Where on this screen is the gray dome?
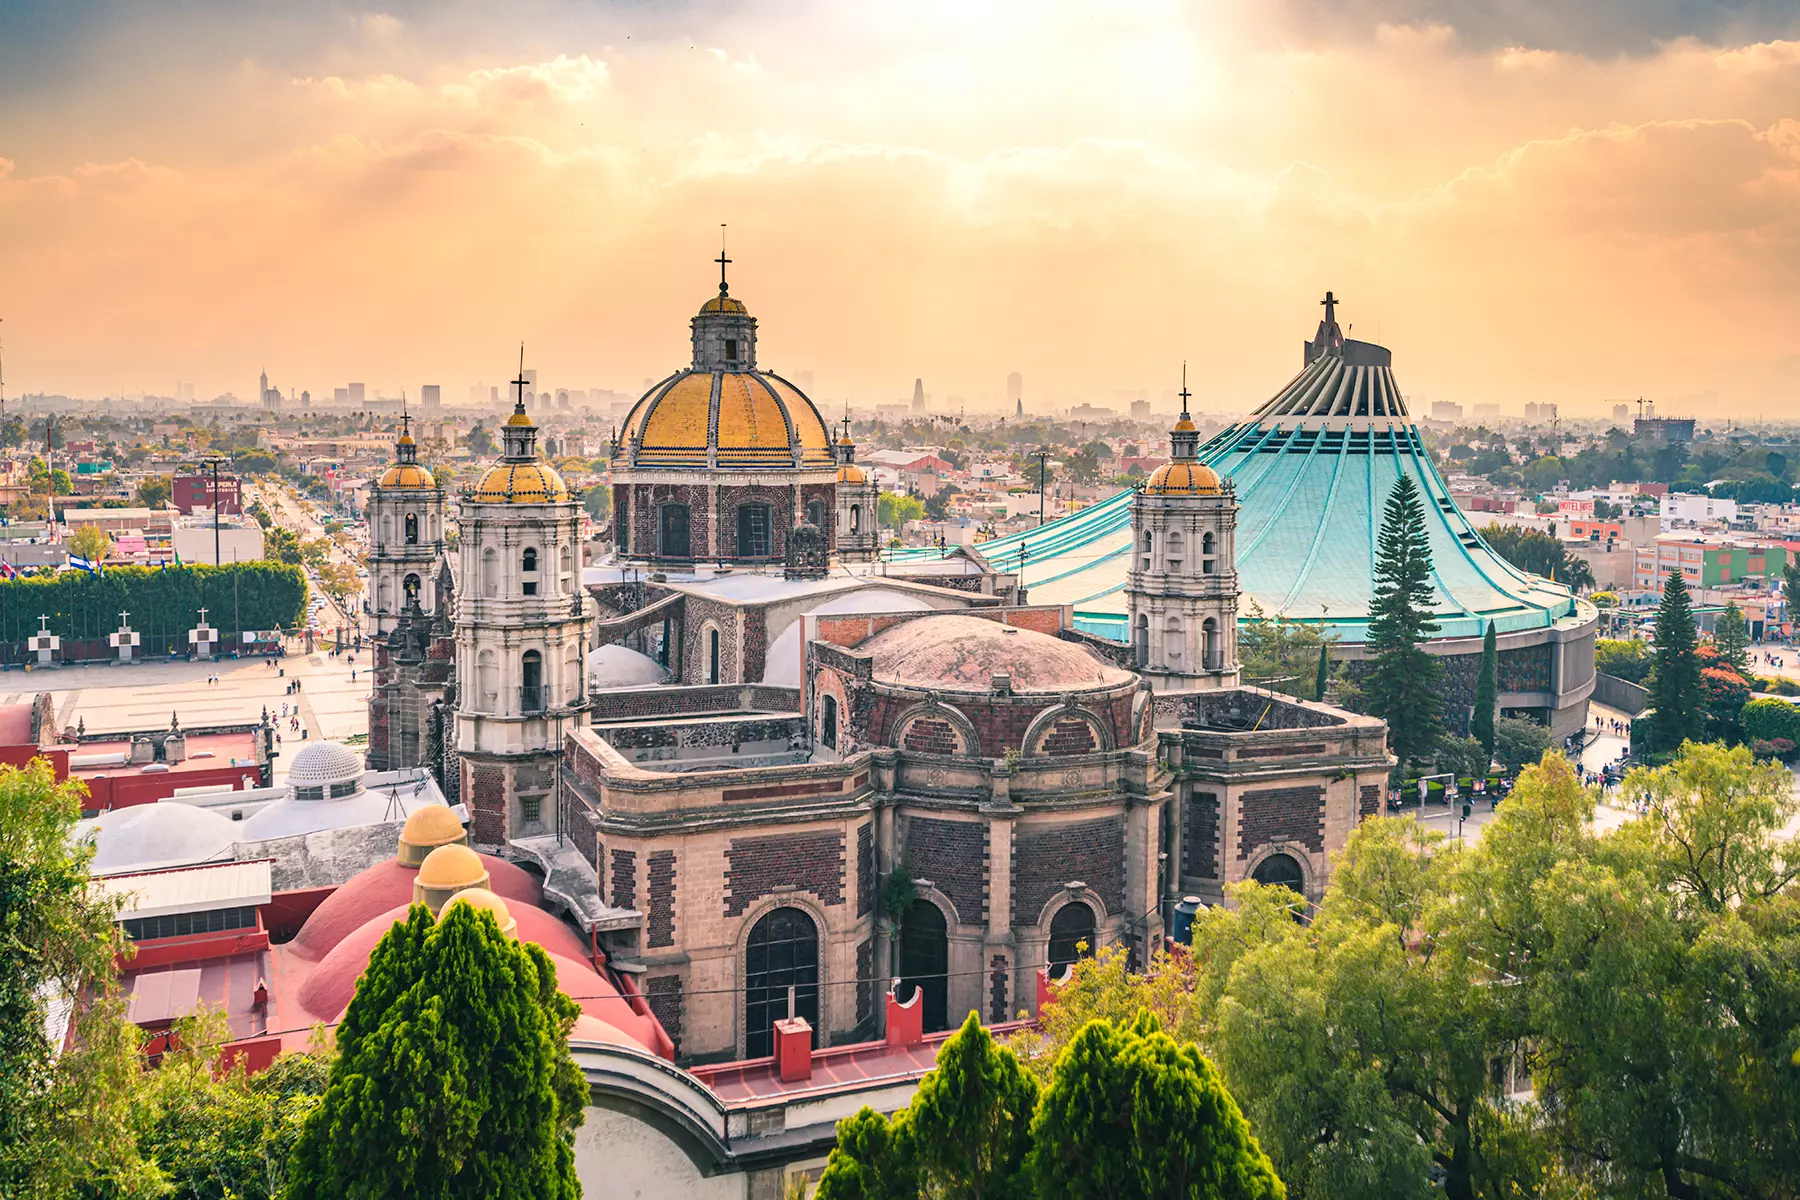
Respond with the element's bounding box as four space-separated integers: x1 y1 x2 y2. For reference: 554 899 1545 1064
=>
286 741 365 798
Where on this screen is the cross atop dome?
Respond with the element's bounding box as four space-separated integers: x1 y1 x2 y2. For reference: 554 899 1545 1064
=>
1169 362 1200 462
716 223 731 298
1312 289 1346 359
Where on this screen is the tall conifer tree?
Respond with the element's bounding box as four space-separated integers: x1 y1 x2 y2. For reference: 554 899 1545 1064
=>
1471 621 1498 764
1314 642 1331 703
1364 475 1445 767
1649 570 1704 752
1712 601 1749 676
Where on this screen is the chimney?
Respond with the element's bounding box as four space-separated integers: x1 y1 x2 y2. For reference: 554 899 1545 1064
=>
164 733 187 764
129 736 155 765
885 979 924 1048
773 1017 813 1083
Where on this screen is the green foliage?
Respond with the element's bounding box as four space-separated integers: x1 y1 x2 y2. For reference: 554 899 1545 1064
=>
1470 621 1497 760
581 486 612 522
232 448 279 474
1492 715 1550 774
1649 571 1704 752
1031 1012 1283 1200
816 1107 918 1200
1477 522 1591 588
0 760 154 1196
286 902 587 1200
1741 696 1800 744
1313 641 1329 703
464 422 495 456
1712 600 1750 675
1435 735 1489 782
1594 637 1652 684
262 526 303 565
51 468 73 495
69 524 111 563
1239 602 1336 699
0 563 307 639
879 491 926 529
1363 476 1444 766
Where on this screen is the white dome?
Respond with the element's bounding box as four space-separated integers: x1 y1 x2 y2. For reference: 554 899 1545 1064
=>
83 802 238 875
588 644 670 691
760 587 937 686
286 741 365 794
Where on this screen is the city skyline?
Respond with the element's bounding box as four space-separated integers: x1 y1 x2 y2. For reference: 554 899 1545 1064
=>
2 1 1798 413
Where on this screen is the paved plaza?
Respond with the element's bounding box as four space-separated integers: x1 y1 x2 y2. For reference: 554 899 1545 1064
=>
0 647 372 781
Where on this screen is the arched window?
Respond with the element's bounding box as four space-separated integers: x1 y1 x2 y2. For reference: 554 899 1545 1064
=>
1140 530 1152 570
404 513 418 545
745 907 818 1058
559 545 574 594
1202 530 1216 575
1049 901 1096 969
1203 618 1221 671
1134 614 1149 668
1166 530 1184 572
521 547 539 597
1163 615 1183 660
806 498 826 530
821 694 838 750
403 573 421 604
659 503 691 559
521 650 543 712
1252 853 1306 895
899 899 949 1033
481 548 498 598
708 629 721 685
849 504 861 534
737 504 772 558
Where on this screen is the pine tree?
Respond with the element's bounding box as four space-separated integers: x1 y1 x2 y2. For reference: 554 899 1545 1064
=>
1648 570 1704 753
1314 642 1330 703
286 902 587 1200
1471 621 1498 765
1363 475 1445 767
1712 601 1749 677
1030 1012 1284 1200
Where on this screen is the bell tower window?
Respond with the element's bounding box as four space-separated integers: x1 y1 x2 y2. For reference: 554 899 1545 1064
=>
404 513 418 545
724 338 739 362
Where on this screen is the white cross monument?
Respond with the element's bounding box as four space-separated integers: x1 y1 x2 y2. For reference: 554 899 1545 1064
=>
109 610 140 663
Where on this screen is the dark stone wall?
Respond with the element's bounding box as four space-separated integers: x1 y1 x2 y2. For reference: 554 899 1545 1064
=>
989 955 1010 1022
871 691 1134 758
1012 817 1125 923
724 830 846 917
647 850 676 949
627 483 713 560
906 817 988 926
800 482 838 552
1359 784 1383 818
717 485 794 561
855 939 875 1033
1184 791 1219 881
1040 716 1099 755
1238 785 1325 857
856 822 875 917
646 975 683 1057
901 716 964 755
466 761 507 844
611 848 638 909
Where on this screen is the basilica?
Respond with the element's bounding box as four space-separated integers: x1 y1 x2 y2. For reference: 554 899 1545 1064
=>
365 266 1393 1064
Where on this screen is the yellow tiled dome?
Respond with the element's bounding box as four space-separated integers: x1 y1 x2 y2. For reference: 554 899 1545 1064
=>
617 369 835 470
836 464 867 484
470 462 570 504
1144 461 1223 496
1172 415 1198 433
378 463 436 489
700 294 748 315
399 806 465 854
416 844 487 889
505 410 535 427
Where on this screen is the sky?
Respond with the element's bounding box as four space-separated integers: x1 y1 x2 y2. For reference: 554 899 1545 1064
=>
2 0 1798 417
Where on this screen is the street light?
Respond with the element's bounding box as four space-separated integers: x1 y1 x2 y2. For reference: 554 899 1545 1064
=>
200 453 229 567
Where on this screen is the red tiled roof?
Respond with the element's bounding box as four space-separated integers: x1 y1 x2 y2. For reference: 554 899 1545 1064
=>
693 1020 1037 1104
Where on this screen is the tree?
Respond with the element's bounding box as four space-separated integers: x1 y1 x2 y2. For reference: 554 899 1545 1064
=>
582 486 612 523
136 474 172 509
1470 620 1497 762
263 526 303 565
465 422 495 456
1741 696 1800 744
1648 570 1704 752
233 447 279 474
0 760 158 1196
1491 716 1550 774
1313 642 1330 703
1239 602 1335 699
68 523 111 564
1363 475 1444 766
0 413 24 447
879 491 925 529
819 1012 1038 1200
314 561 362 607
1030 1012 1284 1200
1435 735 1489 782
300 537 334 569
1595 637 1652 684
1784 557 1800 620
287 901 588 1199
1712 600 1750 675
50 467 72 496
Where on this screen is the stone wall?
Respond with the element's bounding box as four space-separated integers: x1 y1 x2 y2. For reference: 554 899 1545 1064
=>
1237 785 1324 857
1011 817 1125 922
1183 791 1219 880
905 816 988 926
723 830 846 917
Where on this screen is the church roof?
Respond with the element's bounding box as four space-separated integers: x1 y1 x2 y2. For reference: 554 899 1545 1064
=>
616 369 834 471
470 461 569 504
860 614 1131 693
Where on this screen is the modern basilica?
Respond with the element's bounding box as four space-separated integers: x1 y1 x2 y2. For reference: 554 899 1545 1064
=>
366 265 1393 1066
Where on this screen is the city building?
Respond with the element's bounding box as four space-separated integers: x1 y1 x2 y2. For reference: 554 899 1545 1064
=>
1661 492 1738 528
1631 533 1788 593
171 515 264 566
1430 400 1464 421
172 471 242 516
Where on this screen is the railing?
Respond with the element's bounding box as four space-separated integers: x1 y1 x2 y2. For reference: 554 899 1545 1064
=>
520 685 548 713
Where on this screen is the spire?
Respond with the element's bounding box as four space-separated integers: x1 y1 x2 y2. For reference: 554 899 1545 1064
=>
716 223 731 298
502 343 538 461
1308 290 1346 363
1170 362 1199 461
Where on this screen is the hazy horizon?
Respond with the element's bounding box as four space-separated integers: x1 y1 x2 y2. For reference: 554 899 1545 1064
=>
3 1 1798 416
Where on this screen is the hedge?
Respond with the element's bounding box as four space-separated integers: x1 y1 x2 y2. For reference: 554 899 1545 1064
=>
0 563 308 641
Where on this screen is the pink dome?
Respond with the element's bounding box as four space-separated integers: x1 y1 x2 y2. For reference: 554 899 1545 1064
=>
287 855 543 963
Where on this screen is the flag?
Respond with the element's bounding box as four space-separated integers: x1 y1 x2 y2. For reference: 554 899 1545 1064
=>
0 562 14 579
173 546 183 567
70 556 96 574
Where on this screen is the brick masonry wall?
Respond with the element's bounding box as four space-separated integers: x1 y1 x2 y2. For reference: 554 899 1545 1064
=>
611 848 638 909
1359 784 1383 819
1012 817 1125 923
646 975 683 1057
647 850 676 949
857 822 875 917
466 761 507 844
724 830 846 917
1184 791 1219 880
627 483 713 560
906 817 988 925
901 716 964 755
1040 716 1099 755
742 607 767 685
801 482 838 552
717 485 794 562
1238 785 1325 858
856 939 875 1033
990 955 1010 1022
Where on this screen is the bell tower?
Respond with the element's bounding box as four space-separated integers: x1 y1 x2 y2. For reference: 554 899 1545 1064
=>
1126 372 1240 691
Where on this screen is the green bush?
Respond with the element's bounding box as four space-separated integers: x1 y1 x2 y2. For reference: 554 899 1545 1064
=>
1740 697 1800 745
1595 638 1652 684
0 563 307 639
1493 716 1551 774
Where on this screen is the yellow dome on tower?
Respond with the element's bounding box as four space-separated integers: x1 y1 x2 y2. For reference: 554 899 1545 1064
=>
505 410 534 427
397 806 466 866
836 463 867 484
378 463 436 489
615 369 834 470
1144 462 1223 496
470 462 569 504
416 843 487 889
700 294 748 315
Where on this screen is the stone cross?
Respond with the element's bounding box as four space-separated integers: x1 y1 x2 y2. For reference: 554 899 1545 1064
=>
196 606 209 626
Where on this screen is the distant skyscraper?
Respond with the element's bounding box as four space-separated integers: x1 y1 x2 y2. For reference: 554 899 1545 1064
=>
348 382 366 406
1612 403 1631 422
911 378 926 412
334 387 349 405
1016 395 1023 418
1006 371 1022 406
1429 400 1463 421
421 384 441 409
300 390 311 409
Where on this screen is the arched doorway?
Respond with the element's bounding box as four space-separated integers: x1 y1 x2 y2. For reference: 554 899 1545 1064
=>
659 503 691 560
1251 853 1305 894
898 899 949 1033
520 650 543 712
744 907 819 1058
708 629 720 684
1048 901 1095 971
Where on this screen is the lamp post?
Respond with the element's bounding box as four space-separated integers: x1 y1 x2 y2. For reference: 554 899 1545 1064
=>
201 454 229 567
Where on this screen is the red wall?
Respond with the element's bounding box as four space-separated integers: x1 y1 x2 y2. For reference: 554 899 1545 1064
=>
80 765 254 813
0 745 68 780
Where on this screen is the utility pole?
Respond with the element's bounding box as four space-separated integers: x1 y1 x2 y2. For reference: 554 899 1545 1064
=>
1036 448 1050 526
207 456 224 566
